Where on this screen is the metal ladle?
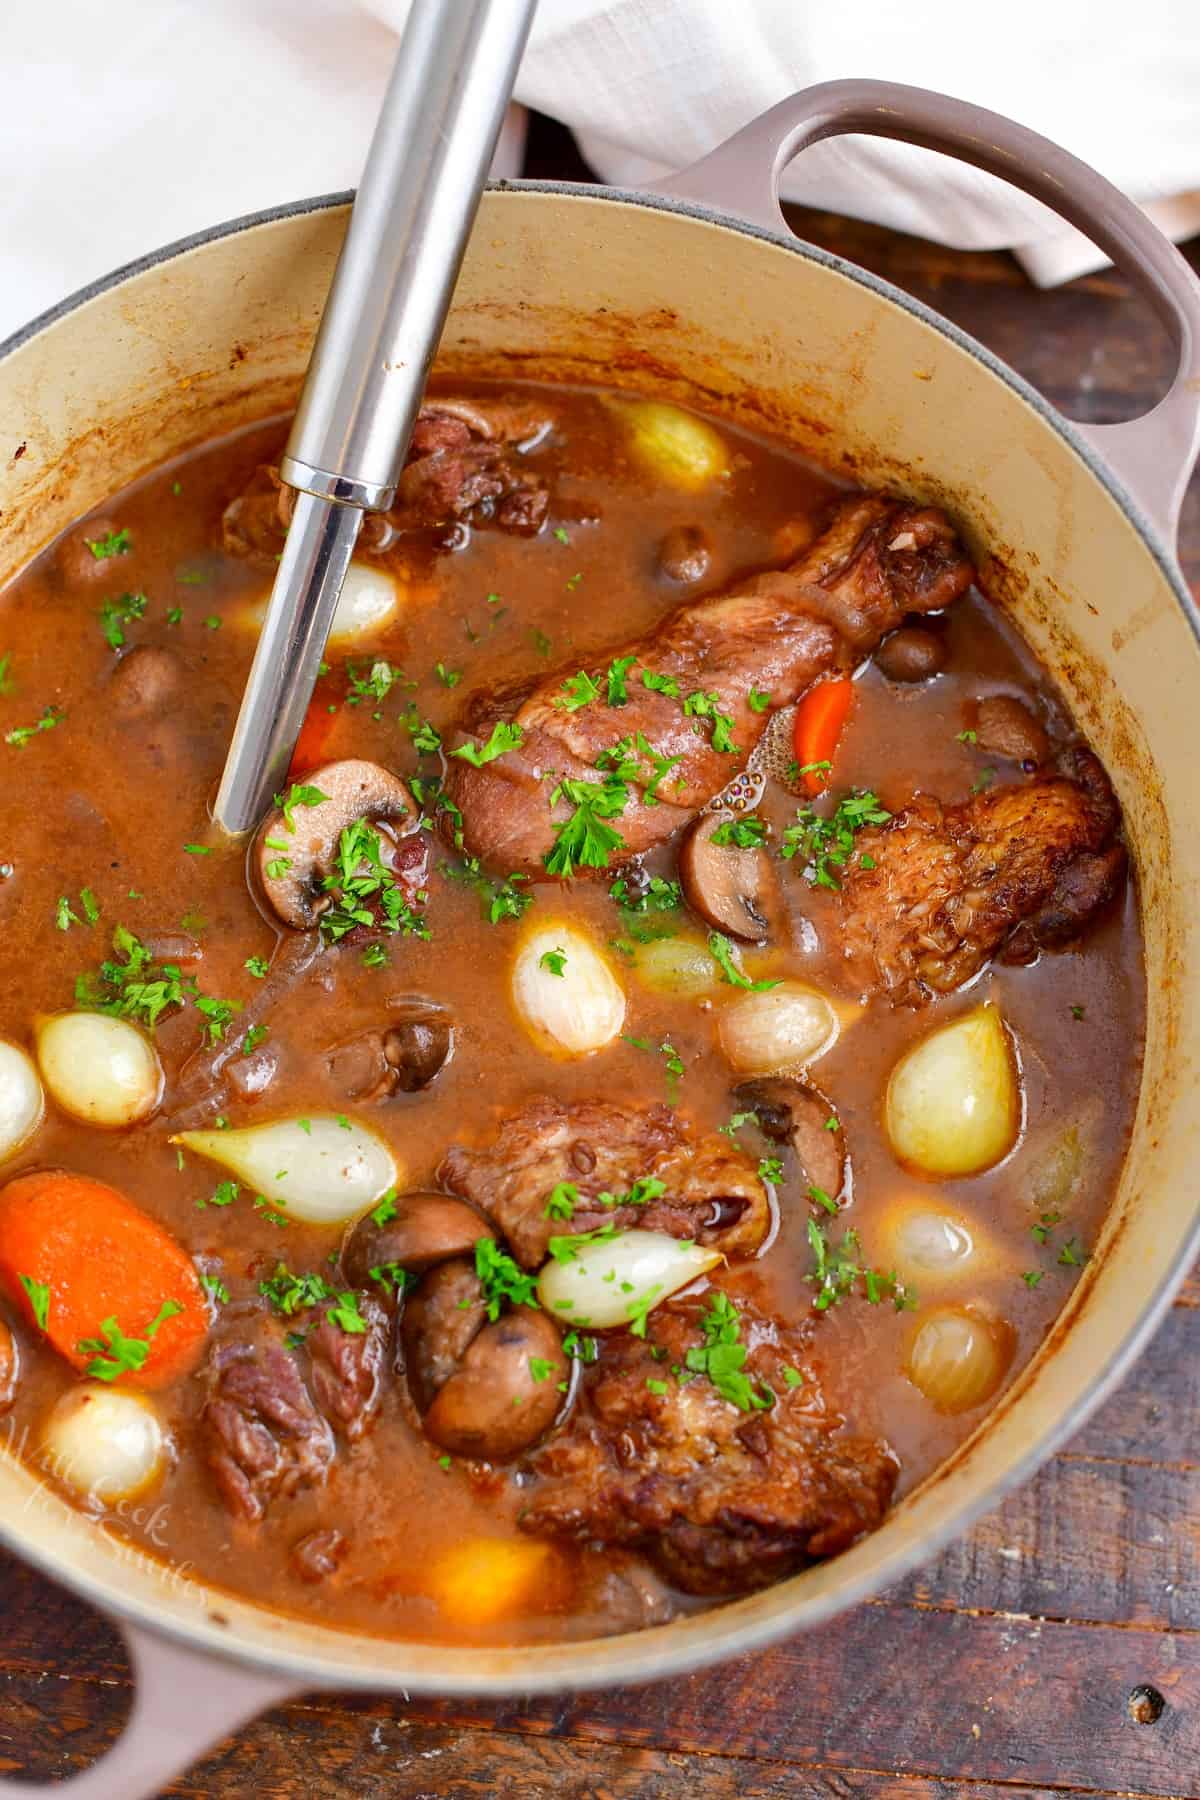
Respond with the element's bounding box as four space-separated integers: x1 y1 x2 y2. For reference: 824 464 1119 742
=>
214 0 536 836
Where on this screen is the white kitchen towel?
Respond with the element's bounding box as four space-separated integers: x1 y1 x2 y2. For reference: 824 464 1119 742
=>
2 0 1198 345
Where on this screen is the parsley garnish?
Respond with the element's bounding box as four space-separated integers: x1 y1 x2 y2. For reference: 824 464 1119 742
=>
275 783 329 830
758 1157 784 1185
641 668 681 699
244 955 269 979
75 924 186 1028
710 814 768 848
98 591 147 651
544 774 628 877
403 707 442 756
555 670 601 712
806 1219 915 1312
684 1292 773 1412
475 1238 540 1320
86 526 130 560
5 705 61 747
707 931 779 991
747 687 772 713
319 819 430 943
19 1274 50 1330
683 689 737 753
434 661 462 688
78 1300 183 1382
605 655 637 705
200 1272 230 1305
443 856 533 925
242 1023 269 1056
450 720 523 766
543 1182 579 1220
780 789 891 890
971 767 996 795
540 947 568 977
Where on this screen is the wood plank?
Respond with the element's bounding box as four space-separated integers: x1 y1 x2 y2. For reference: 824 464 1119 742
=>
0 1678 1086 1800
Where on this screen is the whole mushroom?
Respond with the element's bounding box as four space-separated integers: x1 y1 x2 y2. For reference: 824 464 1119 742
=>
342 1191 493 1294
401 1257 568 1460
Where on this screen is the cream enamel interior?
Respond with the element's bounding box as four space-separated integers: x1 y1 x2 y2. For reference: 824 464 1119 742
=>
0 188 1197 1693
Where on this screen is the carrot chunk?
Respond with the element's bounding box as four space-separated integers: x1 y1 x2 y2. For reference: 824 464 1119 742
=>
793 676 854 796
0 1171 206 1388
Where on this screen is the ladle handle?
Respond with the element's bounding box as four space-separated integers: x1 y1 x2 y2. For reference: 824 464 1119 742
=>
281 0 536 509
647 79 1200 549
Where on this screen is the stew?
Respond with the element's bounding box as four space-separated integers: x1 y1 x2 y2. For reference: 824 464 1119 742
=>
0 381 1143 1644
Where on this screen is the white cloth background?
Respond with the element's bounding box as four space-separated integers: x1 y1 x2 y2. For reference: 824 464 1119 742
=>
2 0 1198 345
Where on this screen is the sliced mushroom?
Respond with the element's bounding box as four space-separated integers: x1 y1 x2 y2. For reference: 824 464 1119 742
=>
973 695 1050 767
657 524 712 584
401 1257 565 1459
733 1077 847 1200
875 625 946 683
680 810 774 943
342 1192 493 1292
0 1316 17 1414
109 646 182 719
254 760 419 931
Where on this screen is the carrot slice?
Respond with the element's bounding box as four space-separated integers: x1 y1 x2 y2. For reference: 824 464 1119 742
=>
0 1171 206 1389
793 676 854 796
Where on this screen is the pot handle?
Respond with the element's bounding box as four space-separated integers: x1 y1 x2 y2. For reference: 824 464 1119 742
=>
0 1621 299 1798
648 79 1200 548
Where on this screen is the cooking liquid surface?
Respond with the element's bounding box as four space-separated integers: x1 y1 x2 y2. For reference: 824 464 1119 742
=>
0 384 1145 1644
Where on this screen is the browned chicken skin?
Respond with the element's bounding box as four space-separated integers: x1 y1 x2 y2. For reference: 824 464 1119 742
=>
835 748 1127 1006
439 1095 770 1269
520 1296 897 1595
445 495 975 875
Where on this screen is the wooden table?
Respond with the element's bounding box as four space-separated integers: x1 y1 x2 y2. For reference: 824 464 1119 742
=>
3 117 1199 1798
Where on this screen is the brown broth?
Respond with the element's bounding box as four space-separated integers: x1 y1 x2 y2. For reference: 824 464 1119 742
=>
0 381 1145 1644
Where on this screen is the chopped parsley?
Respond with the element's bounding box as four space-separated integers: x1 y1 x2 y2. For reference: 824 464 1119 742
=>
555 670 601 712
710 814 768 849
450 720 524 767
194 993 241 1044
241 1023 269 1057
596 731 683 805
683 689 737 753
474 1238 540 1320
623 1034 685 1099
806 1219 915 1313
403 707 442 756
684 1292 773 1412
707 930 780 991
1070 1004 1086 1021
529 1357 557 1383
540 947 568 977
605 655 637 705
719 1109 759 1140
5 705 61 747
552 526 571 545
434 661 462 689
98 591 147 650
345 659 410 707
544 774 628 878
199 1180 240 1210
319 819 430 944
244 955 269 979
86 526 130 560
971 767 996 795
275 783 329 830
78 1300 183 1382
200 1272 230 1305
370 1189 398 1227
1022 1270 1045 1288
757 1157 784 1185
747 687 772 714
19 1274 50 1330
641 668 680 699
956 728 978 745
75 924 186 1028
1057 1237 1088 1268
547 1224 620 1265
259 1265 366 1332
780 789 891 890
444 856 532 925
543 1182 579 1221
361 943 390 969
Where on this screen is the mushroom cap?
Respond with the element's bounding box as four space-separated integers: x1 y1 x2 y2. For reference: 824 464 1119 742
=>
402 1257 487 1412
422 1307 568 1461
343 1193 493 1292
253 759 419 931
733 1076 847 1200
680 810 774 943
